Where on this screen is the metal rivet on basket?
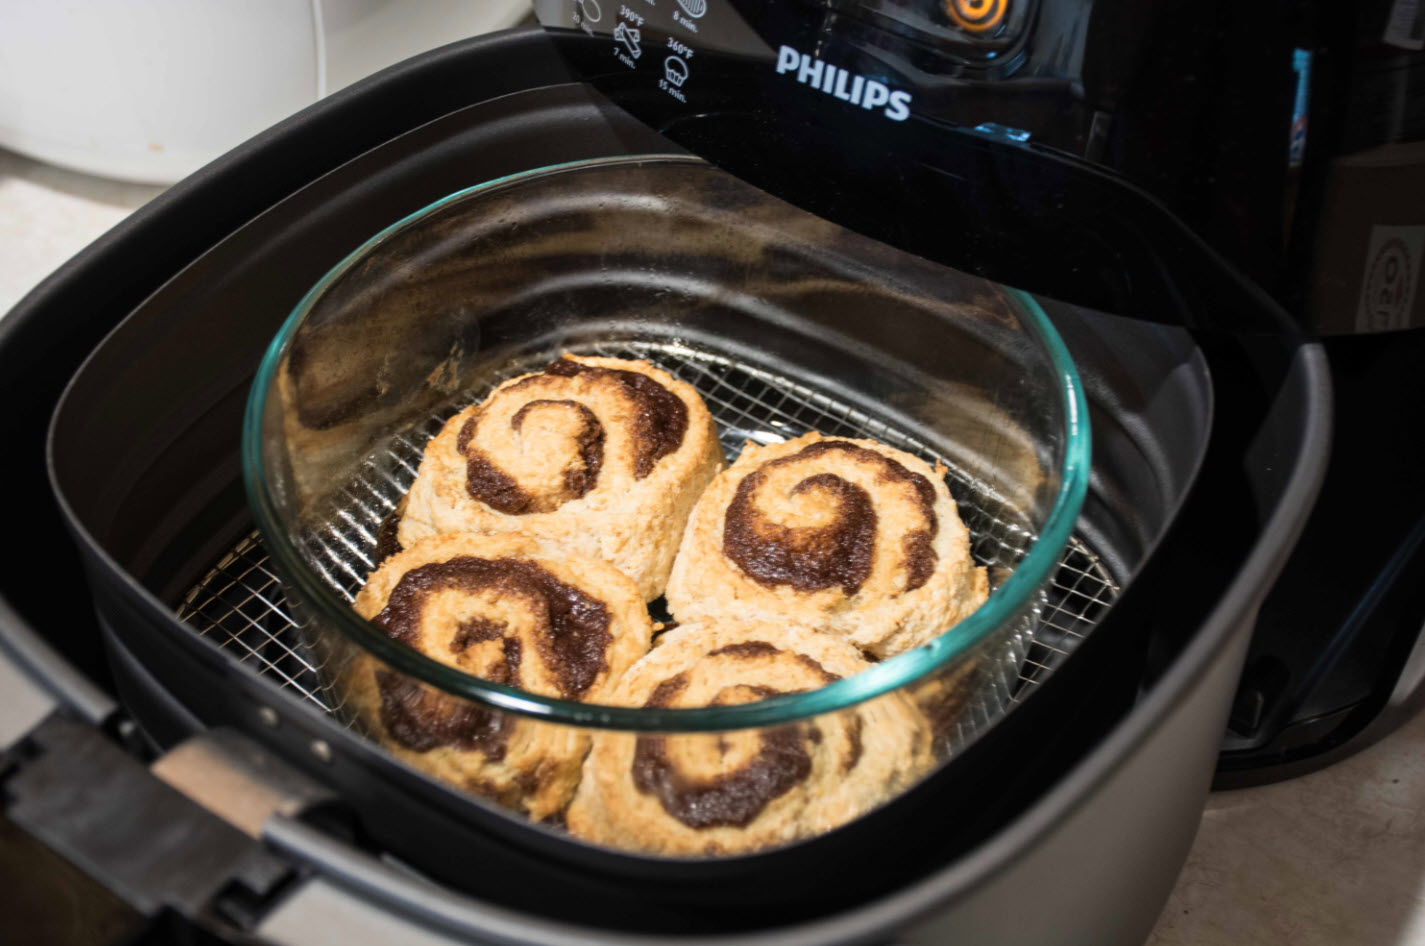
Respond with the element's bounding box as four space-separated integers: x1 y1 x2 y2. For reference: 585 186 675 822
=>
310 739 333 763
257 707 280 729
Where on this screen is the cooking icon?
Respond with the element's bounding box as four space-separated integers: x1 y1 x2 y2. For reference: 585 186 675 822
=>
613 21 642 58
575 0 602 22
663 55 690 87
675 0 707 17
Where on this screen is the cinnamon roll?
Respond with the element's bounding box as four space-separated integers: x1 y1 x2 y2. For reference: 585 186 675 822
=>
399 355 724 601
566 622 935 855
344 533 653 820
665 432 989 658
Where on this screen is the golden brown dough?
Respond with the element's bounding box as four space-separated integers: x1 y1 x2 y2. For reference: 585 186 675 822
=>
566 621 935 855
398 355 724 601
665 432 989 658
344 533 653 820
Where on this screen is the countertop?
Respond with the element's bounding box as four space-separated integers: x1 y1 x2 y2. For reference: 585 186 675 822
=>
3 146 1424 945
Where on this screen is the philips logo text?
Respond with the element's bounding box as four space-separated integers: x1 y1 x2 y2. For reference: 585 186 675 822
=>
775 45 911 121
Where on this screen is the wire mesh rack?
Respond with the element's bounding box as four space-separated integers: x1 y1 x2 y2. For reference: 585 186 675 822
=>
177 341 1119 716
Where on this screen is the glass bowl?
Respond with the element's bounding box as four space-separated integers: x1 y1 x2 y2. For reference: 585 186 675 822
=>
243 155 1089 857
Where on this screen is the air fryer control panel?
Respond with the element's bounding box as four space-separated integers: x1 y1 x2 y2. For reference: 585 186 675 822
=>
533 0 1294 335
529 0 1134 321
532 0 1085 142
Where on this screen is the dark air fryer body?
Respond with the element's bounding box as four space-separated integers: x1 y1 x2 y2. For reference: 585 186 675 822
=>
0 8 1342 946
532 0 1425 781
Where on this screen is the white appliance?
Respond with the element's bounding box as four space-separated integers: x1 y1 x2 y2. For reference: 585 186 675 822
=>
0 0 530 184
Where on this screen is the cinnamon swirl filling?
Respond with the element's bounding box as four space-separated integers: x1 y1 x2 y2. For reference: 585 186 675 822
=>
455 358 688 515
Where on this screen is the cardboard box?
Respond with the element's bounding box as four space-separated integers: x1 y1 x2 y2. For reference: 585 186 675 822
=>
1306 140 1425 333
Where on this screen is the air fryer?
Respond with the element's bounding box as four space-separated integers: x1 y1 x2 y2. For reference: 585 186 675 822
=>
0 3 1361 944
532 0 1425 778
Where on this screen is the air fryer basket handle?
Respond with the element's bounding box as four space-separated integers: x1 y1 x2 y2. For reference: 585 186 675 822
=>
1 629 315 943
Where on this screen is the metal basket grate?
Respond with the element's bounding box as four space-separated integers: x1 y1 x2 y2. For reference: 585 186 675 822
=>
177 342 1119 714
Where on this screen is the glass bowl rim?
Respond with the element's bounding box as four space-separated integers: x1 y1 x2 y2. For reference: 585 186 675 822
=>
242 154 1091 732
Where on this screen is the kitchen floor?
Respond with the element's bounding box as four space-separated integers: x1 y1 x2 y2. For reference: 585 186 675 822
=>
3 146 1423 945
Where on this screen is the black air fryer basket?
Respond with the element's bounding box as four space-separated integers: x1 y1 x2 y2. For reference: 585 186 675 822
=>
1 26 1329 946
